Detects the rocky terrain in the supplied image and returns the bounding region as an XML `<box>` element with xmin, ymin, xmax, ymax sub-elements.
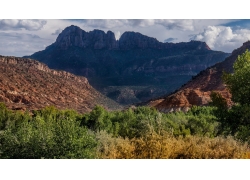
<box><xmin>26</xmin><ymin>25</ymin><xmax>230</xmax><ymax>105</ymax></box>
<box><xmin>0</xmin><ymin>55</ymin><xmax>121</xmax><ymax>113</ymax></box>
<box><xmin>146</xmin><ymin>41</ymin><xmax>250</xmax><ymax>112</ymax></box>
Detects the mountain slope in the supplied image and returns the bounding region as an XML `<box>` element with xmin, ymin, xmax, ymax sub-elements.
<box><xmin>147</xmin><ymin>41</ymin><xmax>250</xmax><ymax>112</ymax></box>
<box><xmin>0</xmin><ymin>55</ymin><xmax>121</xmax><ymax>113</ymax></box>
<box><xmin>26</xmin><ymin>25</ymin><xmax>230</xmax><ymax>105</ymax></box>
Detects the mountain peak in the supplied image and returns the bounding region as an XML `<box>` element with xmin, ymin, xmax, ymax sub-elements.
<box><xmin>54</xmin><ymin>25</ymin><xmax>118</xmax><ymax>50</ymax></box>
<box><xmin>53</xmin><ymin>25</ymin><xmax>212</xmax><ymax>51</ymax></box>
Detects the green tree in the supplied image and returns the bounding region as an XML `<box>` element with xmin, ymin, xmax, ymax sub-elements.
<box><xmin>223</xmin><ymin>49</ymin><xmax>250</xmax><ymax>105</ymax></box>
<box><xmin>212</xmin><ymin>49</ymin><xmax>250</xmax><ymax>142</ymax></box>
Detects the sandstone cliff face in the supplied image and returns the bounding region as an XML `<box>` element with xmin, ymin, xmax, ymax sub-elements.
<box><xmin>147</xmin><ymin>41</ymin><xmax>250</xmax><ymax>112</ymax></box>
<box><xmin>0</xmin><ymin>56</ymin><xmax>121</xmax><ymax>113</ymax></box>
<box><xmin>152</xmin><ymin>88</ymin><xmax>231</xmax><ymax>113</ymax></box>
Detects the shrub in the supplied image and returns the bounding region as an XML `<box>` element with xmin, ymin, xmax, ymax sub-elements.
<box><xmin>0</xmin><ymin>106</ymin><xmax>97</xmax><ymax>159</ymax></box>
<box><xmin>95</xmin><ymin>131</ymin><xmax>249</xmax><ymax>159</ymax></box>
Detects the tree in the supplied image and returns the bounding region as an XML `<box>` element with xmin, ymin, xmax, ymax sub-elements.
<box><xmin>223</xmin><ymin>49</ymin><xmax>250</xmax><ymax>105</ymax></box>
<box><xmin>212</xmin><ymin>49</ymin><xmax>250</xmax><ymax>142</ymax></box>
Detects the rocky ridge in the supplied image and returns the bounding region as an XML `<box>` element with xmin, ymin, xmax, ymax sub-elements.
<box><xmin>0</xmin><ymin>55</ymin><xmax>121</xmax><ymax>113</ymax></box>
<box><xmin>53</xmin><ymin>25</ymin><xmax>211</xmax><ymax>51</ymax></box>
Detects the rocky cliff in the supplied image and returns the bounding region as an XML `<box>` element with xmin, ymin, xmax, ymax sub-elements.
<box><xmin>147</xmin><ymin>41</ymin><xmax>250</xmax><ymax>112</ymax></box>
<box><xmin>54</xmin><ymin>25</ymin><xmax>118</xmax><ymax>50</ymax></box>
<box><xmin>26</xmin><ymin>25</ymin><xmax>230</xmax><ymax>105</ymax></box>
<box><xmin>0</xmin><ymin>55</ymin><xmax>121</xmax><ymax>113</ymax></box>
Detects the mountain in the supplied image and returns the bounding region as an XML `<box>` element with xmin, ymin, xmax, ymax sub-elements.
<box><xmin>0</xmin><ymin>55</ymin><xmax>121</xmax><ymax>113</ymax></box>
<box><xmin>146</xmin><ymin>41</ymin><xmax>250</xmax><ymax>112</ymax></box>
<box><xmin>26</xmin><ymin>25</ymin><xmax>230</xmax><ymax>105</ymax></box>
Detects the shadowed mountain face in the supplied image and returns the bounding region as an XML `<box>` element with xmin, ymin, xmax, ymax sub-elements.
<box><xmin>26</xmin><ymin>25</ymin><xmax>230</xmax><ymax>105</ymax></box>
<box><xmin>0</xmin><ymin>56</ymin><xmax>121</xmax><ymax>113</ymax></box>
<box><xmin>146</xmin><ymin>41</ymin><xmax>250</xmax><ymax>113</ymax></box>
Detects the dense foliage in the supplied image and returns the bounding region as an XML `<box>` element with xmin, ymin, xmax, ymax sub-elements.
<box><xmin>223</xmin><ymin>49</ymin><xmax>250</xmax><ymax>105</ymax></box>
<box><xmin>211</xmin><ymin>49</ymin><xmax>250</xmax><ymax>143</ymax></box>
<box><xmin>80</xmin><ymin>105</ymin><xmax>218</xmax><ymax>139</ymax></box>
<box><xmin>0</xmin><ymin>104</ymin><xmax>96</xmax><ymax>158</ymax></box>
<box><xmin>0</xmin><ymin>102</ymin><xmax>249</xmax><ymax>159</ymax></box>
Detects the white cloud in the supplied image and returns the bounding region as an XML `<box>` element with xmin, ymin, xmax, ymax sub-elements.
<box><xmin>0</xmin><ymin>19</ymin><xmax>46</xmax><ymax>31</ymax></box>
<box><xmin>154</xmin><ymin>19</ymin><xmax>194</xmax><ymax>31</ymax></box>
<box><xmin>0</xmin><ymin>32</ymin><xmax>53</xmax><ymax>57</ymax></box>
<box><xmin>114</xmin><ymin>31</ymin><xmax>121</xmax><ymax>40</ymax></box>
<box><xmin>76</xmin><ymin>19</ymin><xmax>195</xmax><ymax>31</ymax></box>
<box><xmin>127</xmin><ymin>19</ymin><xmax>155</xmax><ymax>27</ymax></box>
<box><xmin>51</xmin><ymin>28</ymin><xmax>62</xmax><ymax>35</ymax></box>
<box><xmin>190</xmin><ymin>26</ymin><xmax>250</xmax><ymax>53</ymax></box>
<box><xmin>79</xmin><ymin>19</ymin><xmax>126</xmax><ymax>29</ymax></box>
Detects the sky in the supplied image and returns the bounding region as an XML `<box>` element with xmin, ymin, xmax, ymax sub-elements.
<box><xmin>1</xmin><ymin>19</ymin><xmax>250</xmax><ymax>57</ymax></box>
<box><xmin>1</xmin><ymin>1</ymin><xmax>250</xmax><ymax>57</ymax></box>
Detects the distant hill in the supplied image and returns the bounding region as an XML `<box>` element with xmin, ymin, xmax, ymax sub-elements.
<box><xmin>0</xmin><ymin>55</ymin><xmax>121</xmax><ymax>113</ymax></box>
<box><xmin>26</xmin><ymin>25</ymin><xmax>230</xmax><ymax>105</ymax></box>
<box><xmin>146</xmin><ymin>41</ymin><xmax>250</xmax><ymax>112</ymax></box>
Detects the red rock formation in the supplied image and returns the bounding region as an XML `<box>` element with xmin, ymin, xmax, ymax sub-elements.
<box><xmin>147</xmin><ymin>41</ymin><xmax>250</xmax><ymax>112</ymax></box>
<box><xmin>0</xmin><ymin>56</ymin><xmax>121</xmax><ymax>113</ymax></box>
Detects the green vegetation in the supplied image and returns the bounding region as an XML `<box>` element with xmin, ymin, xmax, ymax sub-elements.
<box><xmin>211</xmin><ymin>49</ymin><xmax>250</xmax><ymax>143</ymax></box>
<box><xmin>0</xmin><ymin>103</ymin><xmax>249</xmax><ymax>159</ymax></box>
<box><xmin>0</xmin><ymin>105</ymin><xmax>96</xmax><ymax>159</ymax></box>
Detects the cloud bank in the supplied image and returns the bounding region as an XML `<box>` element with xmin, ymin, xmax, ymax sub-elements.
<box><xmin>0</xmin><ymin>20</ymin><xmax>46</xmax><ymax>31</ymax></box>
<box><xmin>0</xmin><ymin>32</ymin><xmax>53</xmax><ymax>56</ymax></box>
<box><xmin>77</xmin><ymin>19</ymin><xmax>198</xmax><ymax>31</ymax></box>
<box><xmin>190</xmin><ymin>26</ymin><xmax>250</xmax><ymax>52</ymax></box>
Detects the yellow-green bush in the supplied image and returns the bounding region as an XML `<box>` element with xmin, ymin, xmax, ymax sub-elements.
<box><xmin>96</xmin><ymin>131</ymin><xmax>249</xmax><ymax>159</ymax></box>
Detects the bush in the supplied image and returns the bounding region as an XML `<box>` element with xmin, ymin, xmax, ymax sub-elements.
<box><xmin>0</xmin><ymin>106</ymin><xmax>97</xmax><ymax>159</ymax></box>
<box><xmin>95</xmin><ymin>131</ymin><xmax>249</xmax><ymax>159</ymax></box>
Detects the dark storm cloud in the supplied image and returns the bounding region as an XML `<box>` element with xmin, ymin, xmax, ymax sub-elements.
<box><xmin>0</xmin><ymin>20</ymin><xmax>47</xmax><ymax>31</ymax></box>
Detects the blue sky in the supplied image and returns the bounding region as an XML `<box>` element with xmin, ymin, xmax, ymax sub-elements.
<box><xmin>1</xmin><ymin>19</ymin><xmax>250</xmax><ymax>57</ymax></box>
